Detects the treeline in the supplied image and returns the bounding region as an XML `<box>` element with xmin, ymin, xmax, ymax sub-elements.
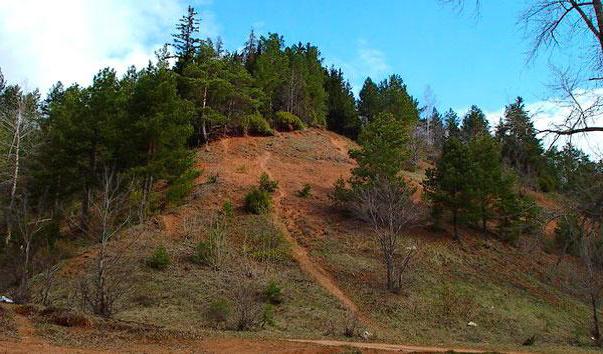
<box><xmin>1</xmin><ymin>5</ymin><xmax>601</xmax><ymax>310</ymax></box>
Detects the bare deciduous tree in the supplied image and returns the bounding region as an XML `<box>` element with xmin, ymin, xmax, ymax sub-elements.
<box><xmin>12</xmin><ymin>196</ymin><xmax>50</xmax><ymax>303</ymax></box>
<box><xmin>443</xmin><ymin>1</ymin><xmax>603</xmax><ymax>140</ymax></box>
<box><xmin>351</xmin><ymin>177</ymin><xmax>424</xmax><ymax>292</ymax></box>
<box><xmin>79</xmin><ymin>168</ymin><xmax>134</xmax><ymax>317</ymax></box>
<box><xmin>0</xmin><ymin>84</ymin><xmax>40</xmax><ymax>244</ymax></box>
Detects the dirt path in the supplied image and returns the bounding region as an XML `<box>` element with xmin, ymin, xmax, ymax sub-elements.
<box><xmin>287</xmin><ymin>339</ymin><xmax>526</xmax><ymax>354</ymax></box>
<box><xmin>259</xmin><ymin>151</ymin><xmax>360</xmax><ymax>316</ymax></box>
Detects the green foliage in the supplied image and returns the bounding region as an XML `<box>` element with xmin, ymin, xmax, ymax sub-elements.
<box><xmin>273</xmin><ymin>111</ymin><xmax>305</xmax><ymax>131</ymax></box>
<box><xmin>191</xmin><ymin>221</ymin><xmax>228</xmax><ymax>267</ymax></box>
<box><xmin>325</xmin><ymin>67</ymin><xmax>361</xmax><ymax>139</ymax></box>
<box><xmin>460</xmin><ymin>105</ymin><xmax>489</xmax><ymax>142</ymax></box>
<box><xmin>357</xmin><ymin>75</ymin><xmax>419</xmax><ymax>125</ymax></box>
<box><xmin>262</xmin><ymin>304</ymin><xmax>276</xmax><ymax>327</ymax></box>
<box><xmin>350</xmin><ymin>112</ymin><xmax>410</xmax><ymax>183</ymax></box>
<box><xmin>258</xmin><ymin>172</ymin><xmax>278</xmax><ymax>193</ymax></box>
<box><xmin>245</xmin><ymin>187</ymin><xmax>272</xmax><ymax>214</ymax></box>
<box><xmin>146</xmin><ymin>246</ymin><xmax>170</xmax><ymax>270</ymax></box>
<box><xmin>221</xmin><ymin>200</ymin><xmax>234</xmax><ymax>219</ymax></box>
<box><xmin>423</xmin><ymin>138</ymin><xmax>473</xmax><ymax>240</ymax></box>
<box><xmin>166</xmin><ymin>169</ymin><xmax>200</xmax><ymax>206</ymax></box>
<box><xmin>330</xmin><ymin>177</ymin><xmax>352</xmax><ymax>206</ymax></box>
<box><xmin>496</xmin><ymin>97</ymin><xmax>549</xmax><ymax>187</ymax></box>
<box><xmin>554</xmin><ymin>215</ymin><xmax>581</xmax><ymax>256</ymax></box>
<box><xmin>208</xmin><ymin>298</ymin><xmax>231</xmax><ymax>324</ymax></box>
<box><xmin>247</xmin><ymin>219</ymin><xmax>289</xmax><ymax>262</ymax></box>
<box><xmin>191</xmin><ymin>241</ymin><xmax>212</xmax><ymax>265</ymax></box>
<box><xmin>263</xmin><ymin>281</ymin><xmax>283</xmax><ymax>304</ymax></box>
<box><xmin>243</xmin><ymin>113</ymin><xmax>273</xmax><ymax>136</ymax></box>
<box><xmin>296</xmin><ymin>183</ymin><xmax>312</xmax><ymax>198</ymax></box>
<box><xmin>425</xmin><ymin>135</ymin><xmax>541</xmax><ymax>242</ymax></box>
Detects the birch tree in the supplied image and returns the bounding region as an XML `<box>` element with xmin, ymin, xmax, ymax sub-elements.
<box><xmin>0</xmin><ymin>81</ymin><xmax>41</xmax><ymax>244</ymax></box>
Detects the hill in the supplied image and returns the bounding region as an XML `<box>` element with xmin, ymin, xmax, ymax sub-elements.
<box><xmin>0</xmin><ymin>129</ymin><xmax>599</xmax><ymax>353</ymax></box>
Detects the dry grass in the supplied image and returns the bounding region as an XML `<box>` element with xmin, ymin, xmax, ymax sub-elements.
<box><xmin>14</xmin><ymin>129</ymin><xmax>602</xmax><ymax>353</ymax></box>
<box><xmin>0</xmin><ymin>305</ymin><xmax>18</xmax><ymax>340</ymax></box>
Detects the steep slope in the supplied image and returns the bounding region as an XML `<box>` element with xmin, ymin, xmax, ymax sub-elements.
<box><xmin>3</xmin><ymin>128</ymin><xmax>599</xmax><ymax>353</ymax></box>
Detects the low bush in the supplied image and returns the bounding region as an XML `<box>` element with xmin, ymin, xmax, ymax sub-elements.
<box><xmin>244</xmin><ymin>113</ymin><xmax>274</xmax><ymax>136</ymax></box>
<box><xmin>273</xmin><ymin>111</ymin><xmax>305</xmax><ymax>131</ymax></box>
<box><xmin>261</xmin><ymin>304</ymin><xmax>276</xmax><ymax>327</ymax></box>
<box><xmin>296</xmin><ymin>183</ymin><xmax>312</xmax><ymax>198</ymax></box>
<box><xmin>263</xmin><ymin>281</ymin><xmax>283</xmax><ymax>305</ymax></box>
<box><xmin>191</xmin><ymin>241</ymin><xmax>212</xmax><ymax>265</ymax></box>
<box><xmin>146</xmin><ymin>246</ymin><xmax>170</xmax><ymax>270</ymax></box>
<box><xmin>259</xmin><ymin>172</ymin><xmax>278</xmax><ymax>193</ymax></box>
<box><xmin>41</xmin><ymin>307</ymin><xmax>92</xmax><ymax>328</ymax></box>
<box><xmin>166</xmin><ymin>169</ymin><xmax>201</xmax><ymax>206</ymax></box>
<box><xmin>221</xmin><ymin>200</ymin><xmax>234</xmax><ymax>219</ymax></box>
<box><xmin>208</xmin><ymin>298</ymin><xmax>231</xmax><ymax>324</ymax></box>
<box><xmin>245</xmin><ymin>187</ymin><xmax>272</xmax><ymax>214</ymax></box>
<box><xmin>191</xmin><ymin>223</ymin><xmax>228</xmax><ymax>268</ymax></box>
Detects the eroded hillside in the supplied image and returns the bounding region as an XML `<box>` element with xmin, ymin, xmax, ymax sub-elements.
<box><xmin>1</xmin><ymin>129</ymin><xmax>599</xmax><ymax>353</ymax></box>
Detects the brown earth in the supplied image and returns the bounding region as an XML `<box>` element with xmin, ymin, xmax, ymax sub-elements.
<box><xmin>2</xmin><ymin>129</ymin><xmax>585</xmax><ymax>353</ymax></box>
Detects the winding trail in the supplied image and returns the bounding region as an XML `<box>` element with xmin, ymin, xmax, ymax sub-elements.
<box><xmin>258</xmin><ymin>151</ymin><xmax>361</xmax><ymax>316</ymax></box>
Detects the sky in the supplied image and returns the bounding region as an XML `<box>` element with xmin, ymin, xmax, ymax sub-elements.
<box><xmin>0</xmin><ymin>0</ymin><xmax>601</xmax><ymax>156</ymax></box>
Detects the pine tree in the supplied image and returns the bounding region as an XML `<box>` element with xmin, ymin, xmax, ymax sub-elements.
<box><xmin>253</xmin><ymin>33</ymin><xmax>289</xmax><ymax>115</ymax></box>
<box><xmin>358</xmin><ymin>77</ymin><xmax>380</xmax><ymax>123</ymax></box>
<box><xmin>324</xmin><ymin>67</ymin><xmax>361</xmax><ymax>139</ymax></box>
<box><xmin>349</xmin><ymin>112</ymin><xmax>410</xmax><ymax>184</ymax></box>
<box><xmin>496</xmin><ymin>97</ymin><xmax>546</xmax><ymax>185</ymax></box>
<box><xmin>428</xmin><ymin>107</ymin><xmax>446</xmax><ymax>152</ymax></box>
<box><xmin>461</xmin><ymin>105</ymin><xmax>489</xmax><ymax>141</ymax></box>
<box><xmin>423</xmin><ymin>138</ymin><xmax>472</xmax><ymax>241</ymax></box>
<box><xmin>172</xmin><ymin>6</ymin><xmax>201</xmax><ymax>73</ymax></box>
<box><xmin>444</xmin><ymin>108</ymin><xmax>460</xmax><ymax>139</ymax></box>
<box><xmin>467</xmin><ymin>135</ymin><xmax>504</xmax><ymax>232</ymax></box>
<box><xmin>242</xmin><ymin>29</ymin><xmax>259</xmax><ymax>72</ymax></box>
<box><xmin>378</xmin><ymin>75</ymin><xmax>420</xmax><ymax>125</ymax></box>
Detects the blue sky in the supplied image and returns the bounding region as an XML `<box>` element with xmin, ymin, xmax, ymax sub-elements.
<box><xmin>0</xmin><ymin>0</ymin><xmax>600</xmax><ymax>154</ymax></box>
<box><xmin>198</xmin><ymin>0</ymin><xmax>550</xmax><ymax>113</ymax></box>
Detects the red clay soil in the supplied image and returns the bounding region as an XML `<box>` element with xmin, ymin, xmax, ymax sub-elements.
<box><xmin>19</xmin><ymin>130</ymin><xmax>539</xmax><ymax>354</ymax></box>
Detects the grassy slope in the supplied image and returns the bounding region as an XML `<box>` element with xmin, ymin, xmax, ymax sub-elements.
<box><xmin>34</xmin><ymin>129</ymin><xmax>600</xmax><ymax>353</ymax></box>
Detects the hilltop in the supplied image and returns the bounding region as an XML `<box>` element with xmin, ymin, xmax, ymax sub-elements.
<box><xmin>0</xmin><ymin>129</ymin><xmax>599</xmax><ymax>353</ymax></box>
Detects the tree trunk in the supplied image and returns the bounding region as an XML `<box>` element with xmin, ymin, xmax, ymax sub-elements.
<box><xmin>201</xmin><ymin>86</ymin><xmax>209</xmax><ymax>151</ymax></box>
<box><xmin>5</xmin><ymin>104</ymin><xmax>23</xmax><ymax>244</ymax></box>
<box><xmin>452</xmin><ymin>209</ymin><xmax>460</xmax><ymax>241</ymax></box>
<box><xmin>593</xmin><ymin>0</ymin><xmax>603</xmax><ymax>56</ymax></box>
<box><xmin>591</xmin><ymin>292</ymin><xmax>601</xmax><ymax>346</ymax></box>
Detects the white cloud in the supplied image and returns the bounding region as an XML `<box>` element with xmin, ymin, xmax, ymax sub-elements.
<box><xmin>483</xmin><ymin>90</ymin><xmax>603</xmax><ymax>159</ymax></box>
<box><xmin>357</xmin><ymin>39</ymin><xmax>390</xmax><ymax>78</ymax></box>
<box><xmin>325</xmin><ymin>39</ymin><xmax>391</xmax><ymax>95</ymax></box>
<box><xmin>0</xmin><ymin>0</ymin><xmax>219</xmax><ymax>94</ymax></box>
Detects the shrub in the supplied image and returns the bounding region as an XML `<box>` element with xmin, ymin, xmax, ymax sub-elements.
<box><xmin>222</xmin><ymin>200</ymin><xmax>234</xmax><ymax>219</ymax></box>
<box><xmin>207</xmin><ymin>173</ymin><xmax>218</xmax><ymax>184</ymax></box>
<box><xmin>166</xmin><ymin>169</ymin><xmax>201</xmax><ymax>206</ymax></box>
<box><xmin>245</xmin><ymin>113</ymin><xmax>274</xmax><ymax>136</ymax></box>
<box><xmin>41</xmin><ymin>307</ymin><xmax>91</xmax><ymax>327</ymax></box>
<box><xmin>329</xmin><ymin>177</ymin><xmax>352</xmax><ymax>208</ymax></box>
<box><xmin>261</xmin><ymin>304</ymin><xmax>276</xmax><ymax>327</ymax></box>
<box><xmin>263</xmin><ymin>281</ymin><xmax>283</xmax><ymax>305</ymax></box>
<box><xmin>273</xmin><ymin>111</ymin><xmax>305</xmax><ymax>131</ymax></box>
<box><xmin>343</xmin><ymin>312</ymin><xmax>359</xmax><ymax>337</ymax></box>
<box><xmin>191</xmin><ymin>223</ymin><xmax>228</xmax><ymax>268</ymax></box>
<box><xmin>296</xmin><ymin>183</ymin><xmax>312</xmax><ymax>198</ymax></box>
<box><xmin>230</xmin><ymin>277</ymin><xmax>264</xmax><ymax>331</ymax></box>
<box><xmin>191</xmin><ymin>241</ymin><xmax>212</xmax><ymax>265</ymax></box>
<box><xmin>259</xmin><ymin>172</ymin><xmax>278</xmax><ymax>193</ymax></box>
<box><xmin>146</xmin><ymin>246</ymin><xmax>170</xmax><ymax>270</ymax></box>
<box><xmin>208</xmin><ymin>298</ymin><xmax>231</xmax><ymax>324</ymax></box>
<box><xmin>245</xmin><ymin>187</ymin><xmax>272</xmax><ymax>214</ymax></box>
